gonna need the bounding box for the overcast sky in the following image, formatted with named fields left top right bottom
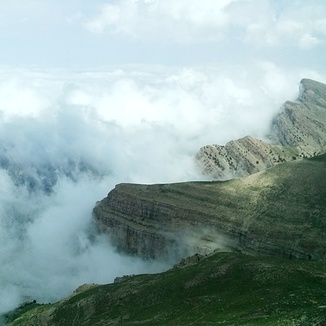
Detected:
left=1, top=0, right=326, bottom=69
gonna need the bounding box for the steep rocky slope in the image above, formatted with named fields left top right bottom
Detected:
left=93, top=154, right=326, bottom=261
left=196, top=135, right=317, bottom=179
left=6, top=252, right=326, bottom=325
left=197, top=79, right=326, bottom=179
left=269, top=79, right=326, bottom=147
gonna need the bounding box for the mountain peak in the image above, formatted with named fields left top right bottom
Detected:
left=299, top=78, right=326, bottom=107
left=197, top=78, right=326, bottom=179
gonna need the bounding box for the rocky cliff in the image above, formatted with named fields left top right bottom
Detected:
left=196, top=79, right=326, bottom=179
left=94, top=154, right=326, bottom=261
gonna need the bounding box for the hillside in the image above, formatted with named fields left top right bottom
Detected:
left=5, top=251, right=326, bottom=325
left=93, top=154, right=326, bottom=261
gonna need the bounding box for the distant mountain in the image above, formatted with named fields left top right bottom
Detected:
left=196, top=79, right=326, bottom=179
left=0, top=153, right=102, bottom=193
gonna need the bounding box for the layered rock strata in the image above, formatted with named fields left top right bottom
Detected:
left=196, top=135, right=317, bottom=179
left=94, top=154, right=326, bottom=261
left=269, top=79, right=326, bottom=148
left=196, top=79, right=326, bottom=179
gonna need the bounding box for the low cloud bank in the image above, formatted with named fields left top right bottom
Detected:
left=0, top=64, right=324, bottom=314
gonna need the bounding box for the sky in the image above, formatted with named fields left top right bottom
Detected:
left=0, top=0, right=326, bottom=316
left=0, top=0, right=326, bottom=68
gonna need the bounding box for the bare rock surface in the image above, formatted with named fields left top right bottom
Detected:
left=196, top=79, right=326, bottom=179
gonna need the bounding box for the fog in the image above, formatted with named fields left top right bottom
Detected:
left=1, top=0, right=326, bottom=317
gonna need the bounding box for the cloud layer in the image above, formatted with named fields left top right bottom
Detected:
left=1, top=0, right=326, bottom=66
left=0, top=0, right=325, bottom=317
left=83, top=0, right=326, bottom=48
left=1, top=63, right=322, bottom=314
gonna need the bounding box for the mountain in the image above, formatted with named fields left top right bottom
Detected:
left=5, top=251, right=326, bottom=325
left=269, top=79, right=326, bottom=148
left=0, top=154, right=101, bottom=194
left=196, top=79, right=326, bottom=179
left=5, top=79, right=326, bottom=325
left=93, top=154, right=326, bottom=261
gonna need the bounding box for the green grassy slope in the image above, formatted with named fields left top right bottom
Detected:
left=6, top=252, right=326, bottom=325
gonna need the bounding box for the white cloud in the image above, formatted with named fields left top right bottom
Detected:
left=239, top=1, right=326, bottom=49
left=83, top=0, right=326, bottom=50
left=298, top=33, right=321, bottom=49
left=84, top=4, right=121, bottom=34
left=1, top=0, right=326, bottom=67
left=84, top=0, right=234, bottom=42
left=0, top=78, right=49, bottom=119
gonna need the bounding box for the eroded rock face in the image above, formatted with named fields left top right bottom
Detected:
left=93, top=183, right=229, bottom=259
left=93, top=155, right=326, bottom=261
left=269, top=79, right=326, bottom=148
left=196, top=135, right=317, bottom=179
left=196, top=79, right=326, bottom=179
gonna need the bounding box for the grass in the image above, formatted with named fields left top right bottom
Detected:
left=6, top=252, right=326, bottom=325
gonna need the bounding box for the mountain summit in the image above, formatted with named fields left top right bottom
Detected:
left=196, top=79, right=326, bottom=179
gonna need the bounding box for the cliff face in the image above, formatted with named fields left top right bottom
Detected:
left=94, top=186, right=178, bottom=258
left=196, top=79, right=326, bottom=179
left=94, top=154, right=326, bottom=261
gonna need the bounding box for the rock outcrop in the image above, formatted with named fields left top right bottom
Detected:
left=196, top=135, right=317, bottom=179
left=196, top=78, right=326, bottom=179
left=94, top=154, right=326, bottom=261
left=269, top=79, right=326, bottom=148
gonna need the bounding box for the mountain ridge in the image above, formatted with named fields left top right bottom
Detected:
left=196, top=78, right=326, bottom=179
left=93, top=153, right=326, bottom=261
left=5, top=78, right=326, bottom=325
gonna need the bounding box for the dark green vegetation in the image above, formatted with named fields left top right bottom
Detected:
left=6, top=252, right=326, bottom=325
